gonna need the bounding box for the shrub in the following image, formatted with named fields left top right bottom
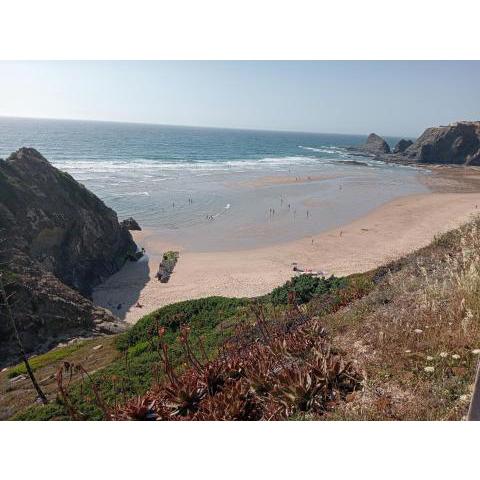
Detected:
left=270, top=274, right=347, bottom=306
left=116, top=296, right=248, bottom=351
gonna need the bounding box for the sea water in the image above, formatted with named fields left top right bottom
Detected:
left=0, top=117, right=427, bottom=251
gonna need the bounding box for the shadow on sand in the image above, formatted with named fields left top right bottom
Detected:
left=92, top=255, right=151, bottom=321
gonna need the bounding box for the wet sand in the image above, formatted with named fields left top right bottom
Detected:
left=236, top=174, right=342, bottom=188
left=93, top=168, right=480, bottom=323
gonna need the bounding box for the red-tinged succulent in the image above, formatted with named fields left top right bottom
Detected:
left=113, top=396, right=159, bottom=421
left=71, top=302, right=364, bottom=421
left=195, top=381, right=262, bottom=421
left=162, top=378, right=204, bottom=417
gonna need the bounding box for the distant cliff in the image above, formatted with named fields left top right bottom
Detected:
left=403, top=121, right=480, bottom=165
left=350, top=121, right=480, bottom=165
left=0, top=148, right=137, bottom=363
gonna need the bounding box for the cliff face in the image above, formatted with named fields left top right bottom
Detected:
left=0, top=148, right=136, bottom=295
left=0, top=148, right=137, bottom=363
left=404, top=122, right=480, bottom=165
left=393, top=139, right=413, bottom=154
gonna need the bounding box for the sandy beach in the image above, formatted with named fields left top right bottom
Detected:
left=93, top=168, right=480, bottom=324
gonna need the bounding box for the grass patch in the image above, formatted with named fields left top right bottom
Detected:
left=13, top=402, right=71, bottom=421
left=7, top=343, right=84, bottom=378
left=14, top=296, right=250, bottom=420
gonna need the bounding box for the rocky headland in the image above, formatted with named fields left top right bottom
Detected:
left=350, top=121, right=480, bottom=165
left=0, top=148, right=137, bottom=365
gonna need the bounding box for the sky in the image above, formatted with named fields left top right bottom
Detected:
left=0, top=61, right=479, bottom=137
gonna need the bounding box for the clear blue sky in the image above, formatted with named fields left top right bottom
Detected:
left=0, top=61, right=479, bottom=137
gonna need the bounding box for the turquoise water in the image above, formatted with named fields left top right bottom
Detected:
left=0, top=116, right=427, bottom=250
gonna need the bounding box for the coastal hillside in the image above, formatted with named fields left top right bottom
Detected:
left=0, top=148, right=137, bottom=364
left=5, top=215, right=480, bottom=420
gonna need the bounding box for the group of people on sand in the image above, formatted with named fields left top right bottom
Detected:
left=267, top=195, right=312, bottom=221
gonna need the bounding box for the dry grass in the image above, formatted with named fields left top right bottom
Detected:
left=319, top=218, right=480, bottom=420
left=0, top=336, right=120, bottom=420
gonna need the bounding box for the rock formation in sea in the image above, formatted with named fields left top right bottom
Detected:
left=403, top=121, right=480, bottom=165
left=393, top=139, right=413, bottom=154
left=0, top=148, right=137, bottom=364
left=361, top=133, right=391, bottom=155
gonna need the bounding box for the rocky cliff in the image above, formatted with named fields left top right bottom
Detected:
left=0, top=148, right=137, bottom=364
left=393, top=139, right=413, bottom=154
left=403, top=121, right=480, bottom=165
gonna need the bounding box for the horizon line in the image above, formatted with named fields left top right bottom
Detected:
left=0, top=114, right=415, bottom=139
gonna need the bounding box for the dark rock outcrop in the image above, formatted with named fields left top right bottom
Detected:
left=121, top=217, right=141, bottom=231
left=0, top=148, right=137, bottom=364
left=404, top=121, right=480, bottom=165
left=156, top=251, right=179, bottom=283
left=393, top=139, right=413, bottom=154
left=361, top=133, right=391, bottom=155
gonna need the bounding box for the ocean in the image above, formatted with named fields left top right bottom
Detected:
left=0, top=116, right=427, bottom=251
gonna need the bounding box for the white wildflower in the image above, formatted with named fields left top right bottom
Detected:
left=452, top=354, right=461, bottom=360
left=405, top=350, right=411, bottom=353
left=424, top=366, right=435, bottom=373
left=426, top=356, right=434, bottom=361
left=414, top=329, right=423, bottom=334
left=471, top=349, right=480, bottom=355
left=439, top=352, right=448, bottom=358
left=459, top=394, right=469, bottom=402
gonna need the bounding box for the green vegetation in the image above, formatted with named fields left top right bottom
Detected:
left=14, top=402, right=70, bottom=421
left=162, top=250, right=179, bottom=264
left=117, top=296, right=248, bottom=350
left=269, top=274, right=347, bottom=305
left=0, top=267, right=18, bottom=284
left=12, top=296, right=250, bottom=420
left=6, top=276, right=358, bottom=420
left=7, top=343, right=84, bottom=378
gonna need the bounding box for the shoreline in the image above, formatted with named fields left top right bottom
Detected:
left=93, top=166, right=480, bottom=323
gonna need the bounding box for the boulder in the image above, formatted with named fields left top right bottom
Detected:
left=361, top=133, right=391, bottom=155
left=405, top=121, right=480, bottom=165
left=121, top=217, right=141, bottom=231
left=0, top=148, right=134, bottom=364
left=393, top=139, right=413, bottom=154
